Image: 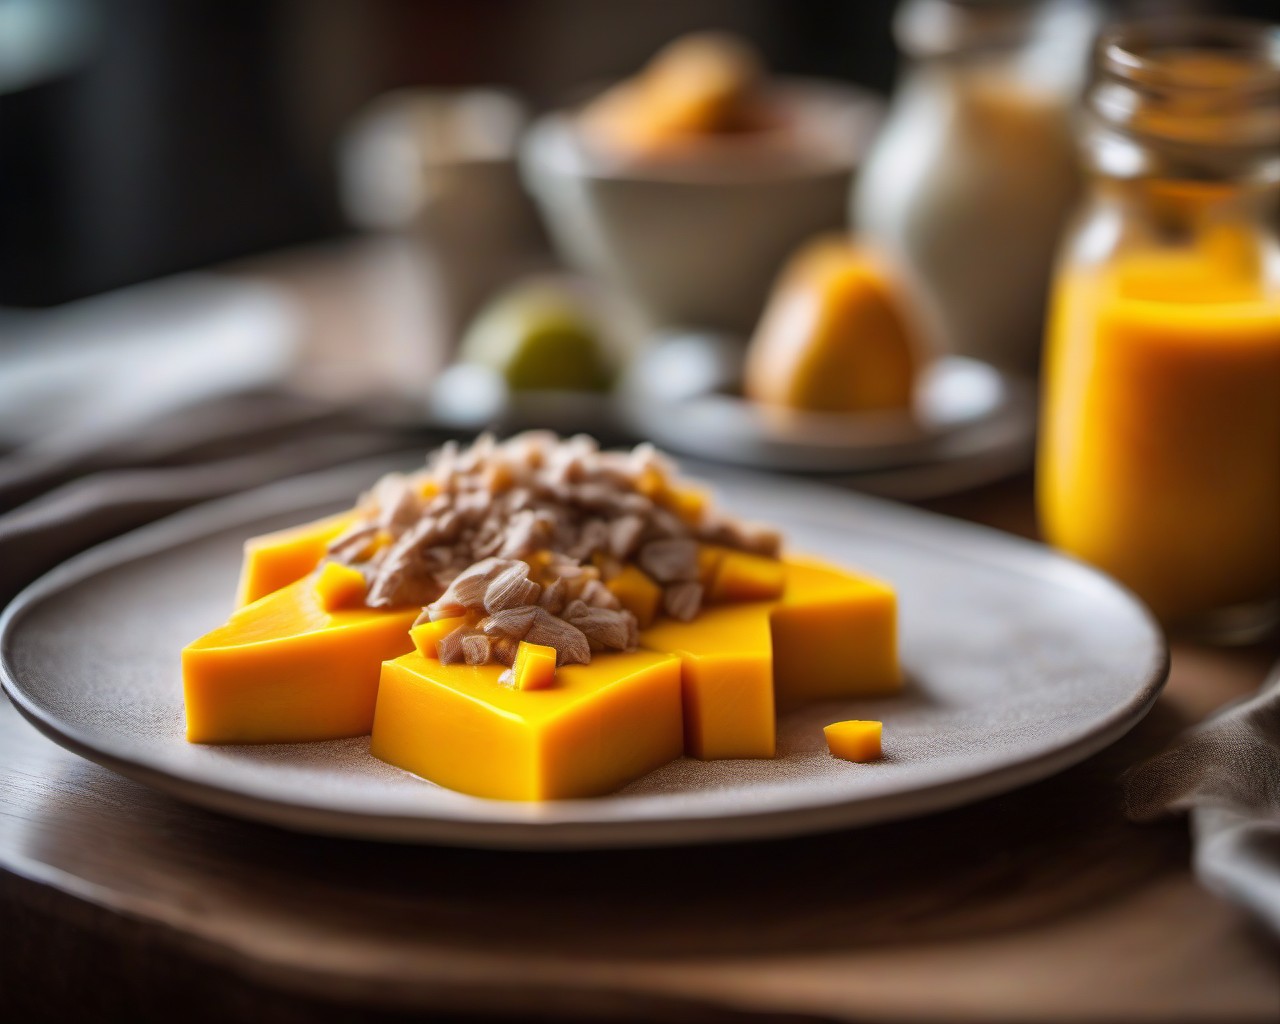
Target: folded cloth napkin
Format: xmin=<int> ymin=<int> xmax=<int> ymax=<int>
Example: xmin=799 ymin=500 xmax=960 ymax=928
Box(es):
xmin=0 ymin=389 xmax=392 ymax=511
xmin=1124 ymin=658 xmax=1280 ymax=936
xmin=0 ymin=389 xmax=426 ymax=606
xmin=0 ymin=271 xmax=434 ymax=597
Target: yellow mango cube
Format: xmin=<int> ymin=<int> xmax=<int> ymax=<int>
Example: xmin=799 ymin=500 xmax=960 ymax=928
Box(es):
xmin=770 ymin=558 xmax=900 ymax=707
xmin=824 ymin=720 xmax=883 ymax=762
xmin=512 ymin=641 xmax=557 ymax=691
xmin=705 ymin=547 xmax=785 ymax=603
xmin=606 ymin=564 xmax=663 ymax=627
xmin=642 ymin=603 xmax=776 ymax=759
xmin=235 ymin=510 xmax=356 ymax=608
xmin=183 ymin=577 xmax=417 ymax=743
xmin=313 ymin=561 xmax=367 ymax=611
xmin=409 ymin=616 xmax=467 ymax=659
xmin=641 ymin=556 xmax=898 ymax=756
xmin=371 ymin=650 xmax=683 ymax=800
xmin=664 ymin=485 xmax=710 ymax=525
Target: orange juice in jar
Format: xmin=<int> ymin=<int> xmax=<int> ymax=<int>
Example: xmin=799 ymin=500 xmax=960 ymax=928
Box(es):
xmin=1038 ymin=20 xmax=1280 ymax=637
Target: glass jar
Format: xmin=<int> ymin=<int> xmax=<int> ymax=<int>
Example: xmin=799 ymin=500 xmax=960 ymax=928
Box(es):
xmin=1038 ymin=18 xmax=1280 ymax=639
xmin=852 ymin=0 xmax=1099 ymax=373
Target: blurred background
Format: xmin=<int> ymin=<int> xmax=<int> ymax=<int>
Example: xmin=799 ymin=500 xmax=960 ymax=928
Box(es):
xmin=5 ymin=7 xmax=1280 ymax=1019
xmin=1 ymin=0 xmax=1277 ymax=610
xmin=5 ymin=0 xmax=893 ymax=306
xmin=1 ymin=0 xmax=1269 ymax=306
xmin=2 ymin=1 xmax=886 ymax=306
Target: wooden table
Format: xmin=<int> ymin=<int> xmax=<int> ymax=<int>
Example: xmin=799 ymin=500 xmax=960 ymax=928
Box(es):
xmin=3 ymin=246 xmax=1278 ymax=1021
xmin=3 ymin=472 xmax=1277 ymax=1023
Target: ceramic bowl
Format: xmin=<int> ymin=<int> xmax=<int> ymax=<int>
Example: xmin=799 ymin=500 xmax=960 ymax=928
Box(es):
xmin=519 ymin=80 xmax=883 ymax=335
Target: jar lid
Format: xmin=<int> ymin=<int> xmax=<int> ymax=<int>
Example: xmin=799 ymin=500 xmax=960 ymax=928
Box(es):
xmin=1089 ymin=18 xmax=1280 ymax=150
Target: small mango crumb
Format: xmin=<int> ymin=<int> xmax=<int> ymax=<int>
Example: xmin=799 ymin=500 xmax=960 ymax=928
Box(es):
xmin=706 ymin=547 xmax=785 ymax=603
xmin=510 ymin=641 xmax=558 ymax=691
xmin=664 ymin=485 xmax=709 ymax=526
xmin=824 ymin=720 xmax=882 ymax=762
xmin=313 ymin=562 xmax=367 ymax=612
xmin=410 ymin=616 xmax=467 ymax=659
xmin=606 ymin=564 xmax=663 ymax=627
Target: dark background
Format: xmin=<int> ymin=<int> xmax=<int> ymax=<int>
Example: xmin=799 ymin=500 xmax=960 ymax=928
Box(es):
xmin=1 ymin=0 xmax=1273 ymax=307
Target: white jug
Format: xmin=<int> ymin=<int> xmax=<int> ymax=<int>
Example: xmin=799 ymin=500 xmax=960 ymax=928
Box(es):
xmin=853 ymin=0 xmax=1100 ymax=373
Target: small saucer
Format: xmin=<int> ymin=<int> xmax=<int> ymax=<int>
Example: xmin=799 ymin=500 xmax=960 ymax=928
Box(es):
xmin=620 ymin=332 xmax=1037 ymax=482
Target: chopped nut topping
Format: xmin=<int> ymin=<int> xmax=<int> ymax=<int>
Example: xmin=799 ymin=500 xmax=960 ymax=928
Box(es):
xmin=480 ymin=605 xmax=539 ymax=642
xmin=538 ymin=576 xmax=569 ymax=615
xmin=562 ymin=602 xmax=634 ymax=652
xmin=523 ymin=606 xmax=591 ymax=666
xmin=637 ymin=538 xmax=700 ymax=584
xmin=436 ymin=627 xmax=471 ymax=666
xmin=461 ymin=632 xmax=492 ymax=666
xmin=483 ymin=562 xmax=541 ymax=613
xmin=327 ymin=432 xmax=782 ymax=667
xmin=328 ymin=523 xmax=381 ymax=562
xmin=490 ymin=637 xmax=519 ymax=667
xmin=607 ymin=514 xmax=646 ymax=560
xmin=580 ymin=577 xmax=622 ymax=610
xmin=663 ymin=581 xmax=703 ymax=622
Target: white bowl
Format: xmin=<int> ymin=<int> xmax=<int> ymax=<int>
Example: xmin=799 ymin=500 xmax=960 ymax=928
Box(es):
xmin=519 ymin=80 xmax=883 ymax=335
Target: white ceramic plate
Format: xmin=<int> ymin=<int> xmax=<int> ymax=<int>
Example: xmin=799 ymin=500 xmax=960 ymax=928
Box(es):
xmin=0 ymin=456 xmax=1167 ymax=849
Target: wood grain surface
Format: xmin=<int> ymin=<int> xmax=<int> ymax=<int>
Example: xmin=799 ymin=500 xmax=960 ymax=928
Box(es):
xmin=3 ymin=247 xmax=1277 ymax=1022
xmin=4 ymin=476 xmax=1278 ymax=1023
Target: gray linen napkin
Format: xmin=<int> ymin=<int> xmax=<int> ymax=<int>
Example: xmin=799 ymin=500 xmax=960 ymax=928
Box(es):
xmin=1124 ymin=658 xmax=1280 ymax=935
xmin=0 ymin=390 xmax=423 ymax=605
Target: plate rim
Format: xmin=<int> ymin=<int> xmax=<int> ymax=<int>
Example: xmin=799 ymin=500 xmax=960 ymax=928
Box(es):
xmin=0 ymin=456 xmax=1170 ymax=849
xmin=620 ymin=358 xmax=1038 ymax=478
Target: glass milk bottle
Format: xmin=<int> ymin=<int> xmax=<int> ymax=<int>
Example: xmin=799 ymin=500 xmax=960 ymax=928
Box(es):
xmin=853 ymin=0 xmax=1098 ymax=373
xmin=1038 ymin=18 xmax=1280 ymax=639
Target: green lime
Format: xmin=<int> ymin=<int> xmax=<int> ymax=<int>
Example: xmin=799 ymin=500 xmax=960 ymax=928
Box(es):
xmin=459 ymin=280 xmax=612 ymax=392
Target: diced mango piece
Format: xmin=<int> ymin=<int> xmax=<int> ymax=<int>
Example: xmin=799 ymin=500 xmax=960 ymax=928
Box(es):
xmin=235 ymin=511 xmax=357 ymax=608
xmin=183 ymin=578 xmax=417 ymax=744
xmin=512 ymin=641 xmax=557 ymax=691
xmin=824 ymin=720 xmax=883 ymax=762
xmin=635 ymin=465 xmax=666 ymax=500
xmin=313 ymin=561 xmax=367 ymax=611
xmin=641 ymin=556 xmax=898 ymax=756
xmin=705 ymin=547 xmax=785 ymax=603
xmin=696 ymin=544 xmax=726 ymax=587
xmin=371 ymin=650 xmax=683 ymax=800
xmin=642 ymin=603 xmax=775 ymax=759
xmin=409 ymin=616 xmax=467 ymax=659
xmin=664 ymin=485 xmax=710 ymax=526
xmin=770 ymin=558 xmax=900 ymax=706
xmin=606 ymin=564 xmax=663 ymax=627
xmin=744 ymin=237 xmax=922 ymax=414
